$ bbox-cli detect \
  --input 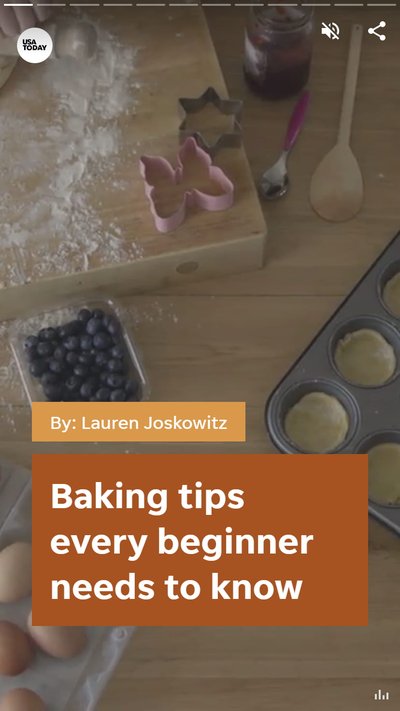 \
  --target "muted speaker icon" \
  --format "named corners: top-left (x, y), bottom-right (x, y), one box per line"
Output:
top-left (321, 22), bottom-right (340, 40)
